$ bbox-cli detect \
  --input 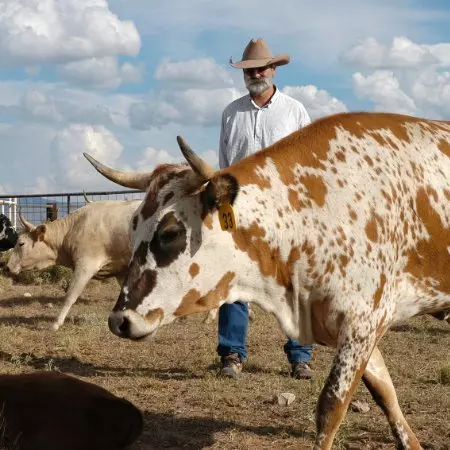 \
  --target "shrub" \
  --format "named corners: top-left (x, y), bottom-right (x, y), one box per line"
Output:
top-left (438, 364), bottom-right (450, 385)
